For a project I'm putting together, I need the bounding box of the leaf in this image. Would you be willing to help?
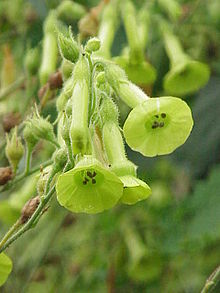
[0,253,13,286]
[186,166,220,243]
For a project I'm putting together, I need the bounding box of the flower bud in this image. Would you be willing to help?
[0,167,13,185]
[100,98,119,125]
[96,71,106,85]
[24,110,57,146]
[58,32,79,63]
[52,147,68,173]
[24,47,40,76]
[61,59,74,81]
[37,167,51,196]
[20,196,40,224]
[85,37,101,53]
[23,123,38,151]
[2,112,21,133]
[61,114,71,147]
[5,128,24,173]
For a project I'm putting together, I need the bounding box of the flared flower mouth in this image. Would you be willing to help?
[56,156,123,214]
[119,175,151,205]
[114,55,156,85]
[123,96,193,157]
[164,60,210,96]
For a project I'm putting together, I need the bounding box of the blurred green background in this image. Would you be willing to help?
[0,0,220,292]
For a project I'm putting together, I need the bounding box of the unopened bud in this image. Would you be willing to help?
[58,32,79,63]
[48,71,63,89]
[96,72,106,85]
[61,59,74,81]
[23,123,38,151]
[52,147,68,173]
[37,167,51,196]
[25,109,57,146]
[2,112,21,133]
[61,114,71,146]
[85,37,101,53]
[5,127,24,172]
[100,98,119,124]
[20,196,40,224]
[0,167,13,185]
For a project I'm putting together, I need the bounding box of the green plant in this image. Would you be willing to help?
[0,0,218,290]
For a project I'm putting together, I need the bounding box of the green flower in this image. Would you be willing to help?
[162,23,210,95]
[114,55,156,86]
[123,96,193,157]
[119,175,151,205]
[103,121,151,205]
[56,156,123,214]
[164,60,210,96]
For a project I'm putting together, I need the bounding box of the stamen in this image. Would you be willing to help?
[161,113,166,118]
[87,171,93,178]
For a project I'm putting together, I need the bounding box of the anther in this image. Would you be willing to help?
[92,171,97,177]
[87,171,93,178]
[92,179,96,184]
[154,114,159,118]
[161,113,166,118]
[83,180,87,185]
[159,122,164,128]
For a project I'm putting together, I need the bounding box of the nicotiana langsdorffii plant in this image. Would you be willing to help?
[0,0,212,287]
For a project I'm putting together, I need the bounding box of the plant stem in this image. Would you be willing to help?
[0,220,21,250]
[0,76,25,101]
[0,186,56,253]
[201,266,220,293]
[0,159,53,192]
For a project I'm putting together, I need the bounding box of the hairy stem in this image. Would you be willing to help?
[0,159,53,192]
[0,220,21,250]
[201,266,220,293]
[0,186,56,253]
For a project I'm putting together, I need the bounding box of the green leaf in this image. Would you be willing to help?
[0,253,13,286]
[186,166,220,243]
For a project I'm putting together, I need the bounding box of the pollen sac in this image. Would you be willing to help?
[56,156,123,214]
[123,96,193,157]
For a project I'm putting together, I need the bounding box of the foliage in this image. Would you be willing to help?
[0,0,219,292]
